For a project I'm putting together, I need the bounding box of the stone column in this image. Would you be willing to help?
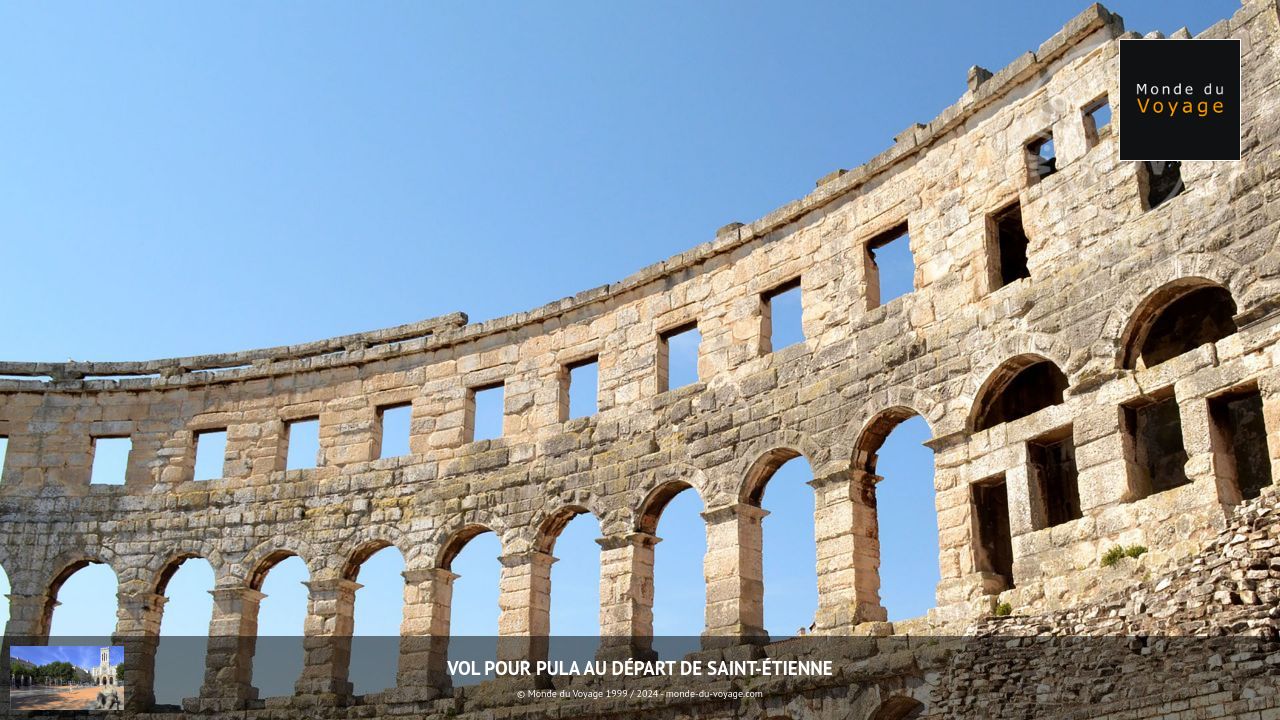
[293,577,360,701]
[114,591,167,712]
[396,567,456,694]
[4,592,51,641]
[197,587,265,710]
[1,592,49,714]
[1178,393,1218,492]
[810,469,886,632]
[700,503,768,645]
[497,550,554,665]
[596,531,658,660]
[1258,373,1280,490]
[1005,446,1038,537]
[1073,405,1137,510]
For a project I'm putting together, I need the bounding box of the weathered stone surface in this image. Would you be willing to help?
[2,1,1280,718]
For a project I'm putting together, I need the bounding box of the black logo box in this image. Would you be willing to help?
[1118,38,1240,162]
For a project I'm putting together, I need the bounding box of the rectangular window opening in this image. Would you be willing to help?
[1122,392,1190,498]
[284,417,321,470]
[467,384,505,442]
[1142,161,1184,210]
[562,357,599,421]
[658,322,701,392]
[761,279,804,354]
[1208,386,1273,503]
[988,201,1031,290]
[865,223,913,308]
[90,436,131,485]
[193,429,228,481]
[1027,132,1057,181]
[1028,428,1082,528]
[377,404,413,459]
[0,436,7,481]
[1083,96,1111,146]
[972,475,1015,591]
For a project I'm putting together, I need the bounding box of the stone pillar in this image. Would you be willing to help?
[1178,393,1217,492]
[1,592,49,714]
[294,577,360,701]
[396,567,456,693]
[1073,405,1136,510]
[1005,446,1038,537]
[596,531,658,660]
[700,503,768,644]
[4,592,51,641]
[811,469,885,631]
[114,591,167,712]
[1258,373,1280,490]
[197,587,265,710]
[497,550,554,665]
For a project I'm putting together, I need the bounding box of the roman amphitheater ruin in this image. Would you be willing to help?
[2,2,1280,717]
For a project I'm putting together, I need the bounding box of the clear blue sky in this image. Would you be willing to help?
[0,0,1237,702]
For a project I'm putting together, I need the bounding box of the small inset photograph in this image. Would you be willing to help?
[9,645,124,712]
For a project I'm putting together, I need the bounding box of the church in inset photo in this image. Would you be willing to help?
[90,647,118,686]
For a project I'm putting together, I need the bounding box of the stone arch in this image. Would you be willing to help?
[154,553,205,595]
[964,330,1075,388]
[534,505,594,554]
[245,548,311,699]
[740,445,814,506]
[969,354,1068,433]
[839,386,947,458]
[341,538,404,582]
[340,537,407,696]
[247,550,304,591]
[637,480,702,535]
[627,463,710,535]
[854,406,927,476]
[239,536,321,589]
[438,524,499,571]
[147,541,223,595]
[631,475,708,645]
[1096,255,1247,362]
[149,551,217,708]
[730,428,825,496]
[41,553,120,638]
[852,407,939,620]
[1117,277,1239,370]
[869,696,925,720]
[737,444,821,638]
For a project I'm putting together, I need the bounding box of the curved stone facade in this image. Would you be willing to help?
[1,1,1279,716]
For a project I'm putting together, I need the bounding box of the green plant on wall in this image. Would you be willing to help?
[1101,544,1148,567]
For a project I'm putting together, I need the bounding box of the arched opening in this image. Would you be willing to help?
[347,544,405,696]
[249,554,308,698]
[641,481,706,659]
[47,561,118,640]
[444,527,500,687]
[870,696,925,720]
[744,449,817,640]
[856,410,938,622]
[540,508,601,664]
[971,355,1068,432]
[154,556,215,708]
[1120,279,1238,370]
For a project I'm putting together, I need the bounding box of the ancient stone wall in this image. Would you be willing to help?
[1,1,1279,717]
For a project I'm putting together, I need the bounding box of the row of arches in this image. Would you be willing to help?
[0,277,1250,708]
[0,412,938,706]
